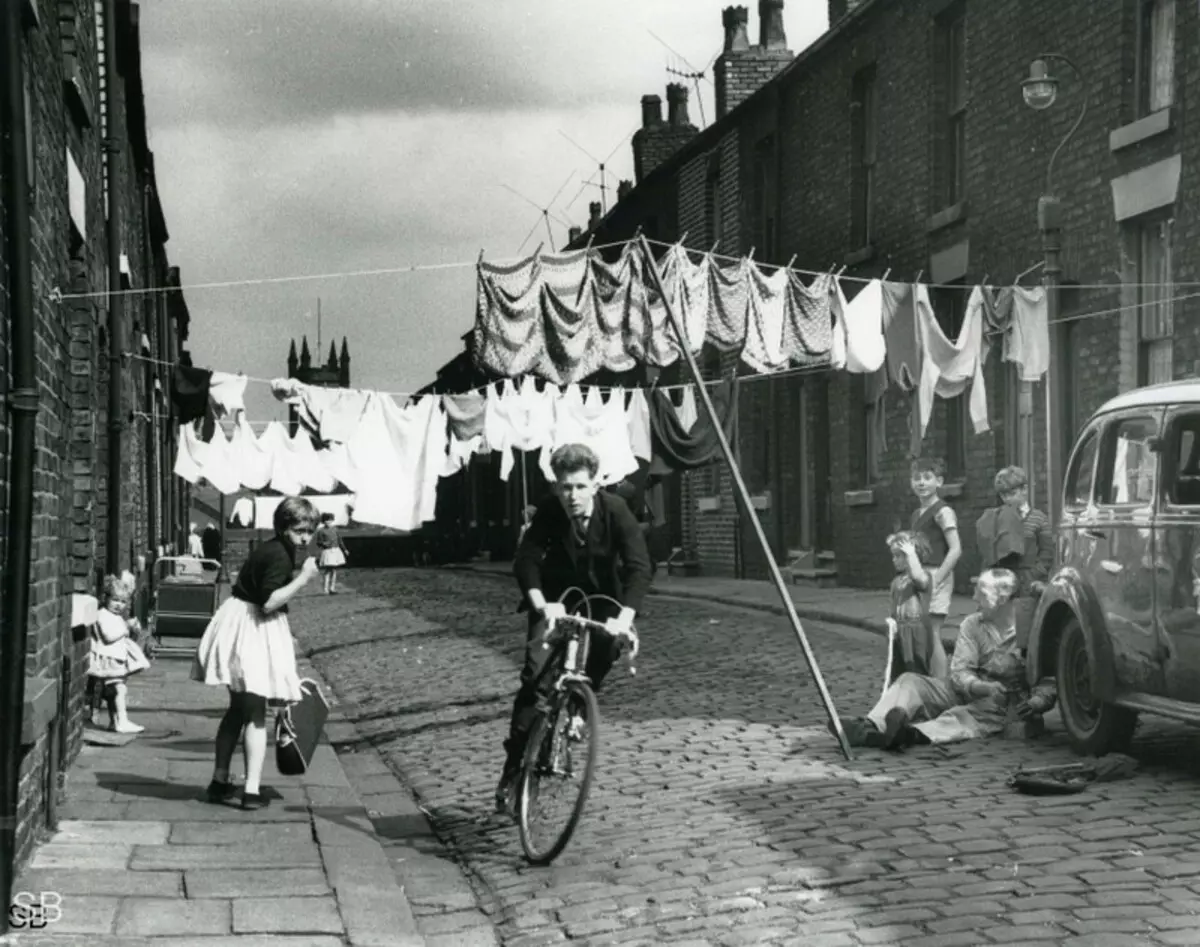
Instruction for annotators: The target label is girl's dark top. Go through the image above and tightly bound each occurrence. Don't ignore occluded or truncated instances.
[232,536,297,613]
[911,500,950,565]
[313,524,340,550]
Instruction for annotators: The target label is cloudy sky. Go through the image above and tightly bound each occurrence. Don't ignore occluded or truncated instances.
[139,0,827,420]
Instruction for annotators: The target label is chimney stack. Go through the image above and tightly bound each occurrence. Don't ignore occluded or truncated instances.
[667,83,692,126]
[759,0,787,49]
[722,6,751,52]
[617,180,633,201]
[588,202,603,230]
[568,225,583,245]
[827,0,868,25]
[715,0,793,119]
[640,94,663,128]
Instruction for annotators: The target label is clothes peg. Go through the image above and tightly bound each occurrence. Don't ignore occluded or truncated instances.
[981,273,990,289]
[881,268,892,281]
[632,224,643,239]
[785,254,798,270]
[532,242,544,259]
[913,269,924,284]
[678,230,689,246]
[836,264,848,277]
[477,249,485,265]
[710,241,721,255]
[747,247,756,263]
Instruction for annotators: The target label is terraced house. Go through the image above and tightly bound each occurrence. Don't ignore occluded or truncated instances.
[1,0,192,901]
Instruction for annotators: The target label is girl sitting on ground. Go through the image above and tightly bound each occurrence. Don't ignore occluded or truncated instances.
[88,575,151,733]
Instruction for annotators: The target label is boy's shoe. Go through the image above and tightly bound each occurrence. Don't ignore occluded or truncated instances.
[206,780,237,804]
[494,772,517,817]
[241,791,270,811]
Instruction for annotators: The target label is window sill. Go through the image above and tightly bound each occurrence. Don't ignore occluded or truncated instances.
[844,245,875,267]
[1109,108,1173,153]
[697,496,722,513]
[844,489,877,507]
[751,493,771,511]
[940,481,965,499]
[926,201,968,234]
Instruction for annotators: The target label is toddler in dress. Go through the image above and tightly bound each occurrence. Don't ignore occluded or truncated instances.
[88,575,151,733]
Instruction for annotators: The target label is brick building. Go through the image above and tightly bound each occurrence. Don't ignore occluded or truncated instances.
[1,0,190,890]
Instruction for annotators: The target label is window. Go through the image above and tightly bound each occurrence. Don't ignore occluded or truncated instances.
[1065,427,1099,508]
[1137,0,1175,116]
[850,65,878,248]
[751,135,777,260]
[1135,217,1173,386]
[930,282,970,478]
[863,387,882,485]
[1165,412,1200,506]
[1096,415,1159,506]
[936,6,967,207]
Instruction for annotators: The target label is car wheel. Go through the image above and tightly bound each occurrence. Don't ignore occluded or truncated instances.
[1055,616,1137,757]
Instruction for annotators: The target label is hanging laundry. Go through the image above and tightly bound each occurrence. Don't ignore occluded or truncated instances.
[342,394,445,532]
[440,433,487,478]
[257,421,305,495]
[648,378,739,472]
[839,279,886,373]
[444,391,487,443]
[289,427,339,493]
[659,244,711,357]
[880,281,925,391]
[171,365,213,424]
[228,416,273,491]
[309,494,356,527]
[781,272,836,364]
[231,496,254,528]
[539,385,640,485]
[706,256,750,352]
[484,377,557,482]
[271,379,372,445]
[197,423,241,496]
[1009,287,1051,382]
[254,496,283,531]
[741,264,791,374]
[208,372,247,418]
[677,385,699,432]
[173,423,209,484]
[626,387,652,462]
[916,285,991,440]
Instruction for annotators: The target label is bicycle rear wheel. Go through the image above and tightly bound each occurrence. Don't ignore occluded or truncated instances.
[517,679,600,865]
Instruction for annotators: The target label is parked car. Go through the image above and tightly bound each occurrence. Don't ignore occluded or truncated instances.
[1029,380,1200,755]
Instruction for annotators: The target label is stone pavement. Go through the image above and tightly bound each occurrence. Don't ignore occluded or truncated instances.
[452,560,975,641]
[2,637,435,947]
[290,567,1200,947]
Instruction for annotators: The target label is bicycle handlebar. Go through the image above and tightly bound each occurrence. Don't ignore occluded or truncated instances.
[542,613,640,670]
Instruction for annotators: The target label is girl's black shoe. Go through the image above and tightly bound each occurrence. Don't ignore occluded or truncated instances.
[206,779,237,804]
[241,791,270,811]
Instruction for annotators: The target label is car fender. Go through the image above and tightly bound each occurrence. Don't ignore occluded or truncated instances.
[1027,567,1117,699]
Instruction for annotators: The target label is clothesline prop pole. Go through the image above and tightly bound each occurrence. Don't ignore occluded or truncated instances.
[636,235,854,762]
[520,450,529,517]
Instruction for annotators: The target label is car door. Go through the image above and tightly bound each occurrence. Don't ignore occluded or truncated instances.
[1154,406,1200,702]
[1079,409,1166,696]
[1058,420,1102,574]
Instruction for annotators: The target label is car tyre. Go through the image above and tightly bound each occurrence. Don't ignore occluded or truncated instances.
[1055,616,1137,756]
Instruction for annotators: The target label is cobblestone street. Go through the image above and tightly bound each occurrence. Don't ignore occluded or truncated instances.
[292,569,1200,947]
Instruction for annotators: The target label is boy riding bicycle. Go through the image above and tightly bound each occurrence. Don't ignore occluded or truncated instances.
[497,442,653,814]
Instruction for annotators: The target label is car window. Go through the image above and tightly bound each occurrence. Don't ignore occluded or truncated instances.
[1165,411,1200,506]
[1096,415,1159,506]
[1064,428,1099,508]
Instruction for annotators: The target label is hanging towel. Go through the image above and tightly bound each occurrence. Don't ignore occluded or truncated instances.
[443,391,488,443]
[916,285,991,440]
[840,279,886,373]
[626,387,652,462]
[254,496,283,530]
[677,385,699,432]
[208,372,247,418]
[1009,287,1051,382]
[484,377,557,482]
[741,263,791,374]
[231,496,254,528]
[540,385,640,486]
[198,424,241,496]
[881,281,924,391]
[173,423,209,484]
[781,272,836,364]
[289,427,339,493]
[829,282,848,371]
[171,365,213,424]
[228,416,273,491]
[648,377,739,471]
[706,256,750,352]
[299,386,372,444]
[257,421,304,495]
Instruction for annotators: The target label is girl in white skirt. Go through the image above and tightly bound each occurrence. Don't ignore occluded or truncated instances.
[192,495,320,810]
[313,512,349,595]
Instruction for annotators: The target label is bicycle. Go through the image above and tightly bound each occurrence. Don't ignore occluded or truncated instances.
[516,593,639,865]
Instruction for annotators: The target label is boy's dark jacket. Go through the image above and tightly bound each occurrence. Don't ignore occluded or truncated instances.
[513,492,652,614]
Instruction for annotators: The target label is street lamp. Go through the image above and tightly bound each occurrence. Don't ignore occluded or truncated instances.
[1023,53,1089,528]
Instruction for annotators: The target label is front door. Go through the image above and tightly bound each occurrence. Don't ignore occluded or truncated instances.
[1152,407,1200,701]
[1078,410,1166,696]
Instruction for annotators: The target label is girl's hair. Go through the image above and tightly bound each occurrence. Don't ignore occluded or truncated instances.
[320,512,335,524]
[886,530,933,564]
[102,574,133,602]
[274,496,319,534]
[977,567,1018,607]
[994,466,1029,495]
[550,443,600,479]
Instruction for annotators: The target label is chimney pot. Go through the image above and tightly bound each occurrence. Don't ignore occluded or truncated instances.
[640,94,663,128]
[667,83,693,127]
[568,225,583,244]
[759,0,787,50]
[617,179,633,201]
[721,6,751,52]
[588,202,603,228]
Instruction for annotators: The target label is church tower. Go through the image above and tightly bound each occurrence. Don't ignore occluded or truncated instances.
[286,335,351,436]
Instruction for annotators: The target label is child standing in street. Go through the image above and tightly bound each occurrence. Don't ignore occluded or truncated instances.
[313,512,349,595]
[885,530,948,683]
[192,496,320,810]
[88,575,151,733]
[909,457,962,642]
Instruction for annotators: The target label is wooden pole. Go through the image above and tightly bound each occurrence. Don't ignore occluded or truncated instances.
[636,235,854,760]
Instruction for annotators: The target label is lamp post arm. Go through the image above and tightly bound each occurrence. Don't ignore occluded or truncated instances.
[1038,52,1089,197]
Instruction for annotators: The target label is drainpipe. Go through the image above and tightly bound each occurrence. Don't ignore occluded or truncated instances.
[1,0,40,928]
[104,0,124,574]
[142,185,158,566]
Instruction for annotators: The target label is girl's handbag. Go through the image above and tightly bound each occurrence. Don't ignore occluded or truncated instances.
[275,678,330,776]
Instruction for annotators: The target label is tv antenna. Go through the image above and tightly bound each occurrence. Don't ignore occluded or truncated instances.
[502,170,576,254]
[558,127,635,217]
[649,29,717,128]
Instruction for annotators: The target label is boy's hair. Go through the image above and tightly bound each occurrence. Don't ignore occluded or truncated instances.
[550,443,600,480]
[886,530,933,564]
[320,512,335,524]
[102,574,133,602]
[994,466,1029,495]
[274,496,319,534]
[910,456,946,479]
[977,567,1018,607]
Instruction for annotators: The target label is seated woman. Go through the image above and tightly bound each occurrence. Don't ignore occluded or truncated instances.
[837,568,1057,750]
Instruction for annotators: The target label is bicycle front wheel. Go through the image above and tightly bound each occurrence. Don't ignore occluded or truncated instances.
[517,679,600,865]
